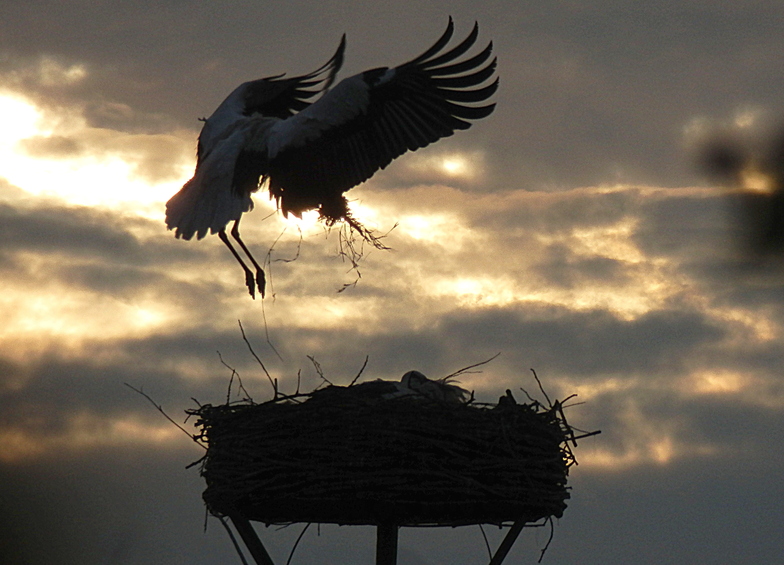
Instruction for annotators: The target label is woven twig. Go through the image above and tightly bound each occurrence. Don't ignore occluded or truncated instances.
[188,381,577,527]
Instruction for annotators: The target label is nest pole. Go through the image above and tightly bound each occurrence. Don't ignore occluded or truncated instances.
[488,519,525,565]
[228,513,276,565]
[375,523,398,565]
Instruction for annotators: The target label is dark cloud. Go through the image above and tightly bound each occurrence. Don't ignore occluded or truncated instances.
[6,2,784,189]
[81,101,184,135]
[435,305,726,377]
[0,200,248,300]
[685,395,784,449]
[55,260,168,295]
[534,242,630,288]
[466,188,639,237]
[176,298,731,392]
[0,202,147,262]
[0,352,189,430]
[634,192,729,258]
[17,134,83,158]
[496,3,784,188]
[0,356,26,390]
[632,189,784,320]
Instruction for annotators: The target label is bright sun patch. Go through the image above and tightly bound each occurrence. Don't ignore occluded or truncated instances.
[431,276,519,307]
[0,93,41,144]
[0,90,193,217]
[691,370,746,395]
[399,149,484,183]
[398,211,477,248]
[0,280,178,354]
[441,156,467,176]
[739,166,774,194]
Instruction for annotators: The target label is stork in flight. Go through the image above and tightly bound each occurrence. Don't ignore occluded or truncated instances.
[166,18,498,298]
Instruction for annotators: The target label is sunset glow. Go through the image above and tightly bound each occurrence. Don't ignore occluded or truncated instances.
[4,7,784,563]
[0,93,41,143]
[442,156,467,176]
[0,90,192,214]
[0,414,188,464]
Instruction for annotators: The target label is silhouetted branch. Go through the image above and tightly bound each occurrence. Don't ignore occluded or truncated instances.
[537,517,555,563]
[286,523,311,565]
[218,516,250,565]
[217,351,253,404]
[308,355,332,387]
[443,352,501,381]
[478,524,492,560]
[124,383,206,449]
[238,320,277,397]
[260,302,284,362]
[270,225,302,264]
[349,356,370,386]
[530,368,552,408]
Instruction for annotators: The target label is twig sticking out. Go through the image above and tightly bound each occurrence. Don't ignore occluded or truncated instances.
[123,383,206,450]
[333,216,396,293]
[307,355,332,387]
[530,368,552,408]
[478,524,492,560]
[444,352,502,381]
[218,516,250,565]
[349,356,370,386]
[217,352,253,404]
[238,320,277,398]
[286,523,311,565]
[537,517,555,563]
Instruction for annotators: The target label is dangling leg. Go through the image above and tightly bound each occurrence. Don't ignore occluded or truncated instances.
[219,229,257,299]
[230,219,266,298]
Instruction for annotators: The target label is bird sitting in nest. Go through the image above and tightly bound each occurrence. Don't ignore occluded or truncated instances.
[382,370,470,405]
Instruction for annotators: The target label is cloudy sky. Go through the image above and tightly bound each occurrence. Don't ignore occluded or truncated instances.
[2,1,784,564]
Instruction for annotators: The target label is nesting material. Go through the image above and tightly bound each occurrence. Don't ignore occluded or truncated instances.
[189,377,577,527]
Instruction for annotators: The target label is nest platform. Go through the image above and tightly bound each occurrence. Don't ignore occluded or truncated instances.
[189,379,576,528]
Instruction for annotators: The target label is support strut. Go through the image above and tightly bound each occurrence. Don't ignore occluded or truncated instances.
[224,515,526,565]
[488,520,525,565]
[376,523,399,565]
[228,513,276,565]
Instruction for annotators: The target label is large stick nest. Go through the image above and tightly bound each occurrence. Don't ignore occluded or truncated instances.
[188,378,582,527]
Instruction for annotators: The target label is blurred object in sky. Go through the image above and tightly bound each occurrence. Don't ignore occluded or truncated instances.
[698,135,747,184]
[696,122,784,258]
[736,189,784,255]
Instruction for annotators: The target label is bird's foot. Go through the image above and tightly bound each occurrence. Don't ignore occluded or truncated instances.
[256,268,266,299]
[244,270,256,299]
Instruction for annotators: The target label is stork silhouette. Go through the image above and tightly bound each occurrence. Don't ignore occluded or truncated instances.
[166,18,498,298]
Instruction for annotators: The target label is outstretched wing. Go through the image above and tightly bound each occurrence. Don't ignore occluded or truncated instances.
[196,36,346,165]
[242,17,498,218]
[242,35,347,120]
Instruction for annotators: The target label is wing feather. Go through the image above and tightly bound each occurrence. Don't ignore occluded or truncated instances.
[243,35,346,119]
[427,42,494,76]
[263,19,498,219]
[436,81,498,103]
[406,17,456,65]
[415,22,479,69]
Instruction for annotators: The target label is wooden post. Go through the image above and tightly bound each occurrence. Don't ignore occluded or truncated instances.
[376,523,398,565]
[228,513,276,565]
[488,520,525,565]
